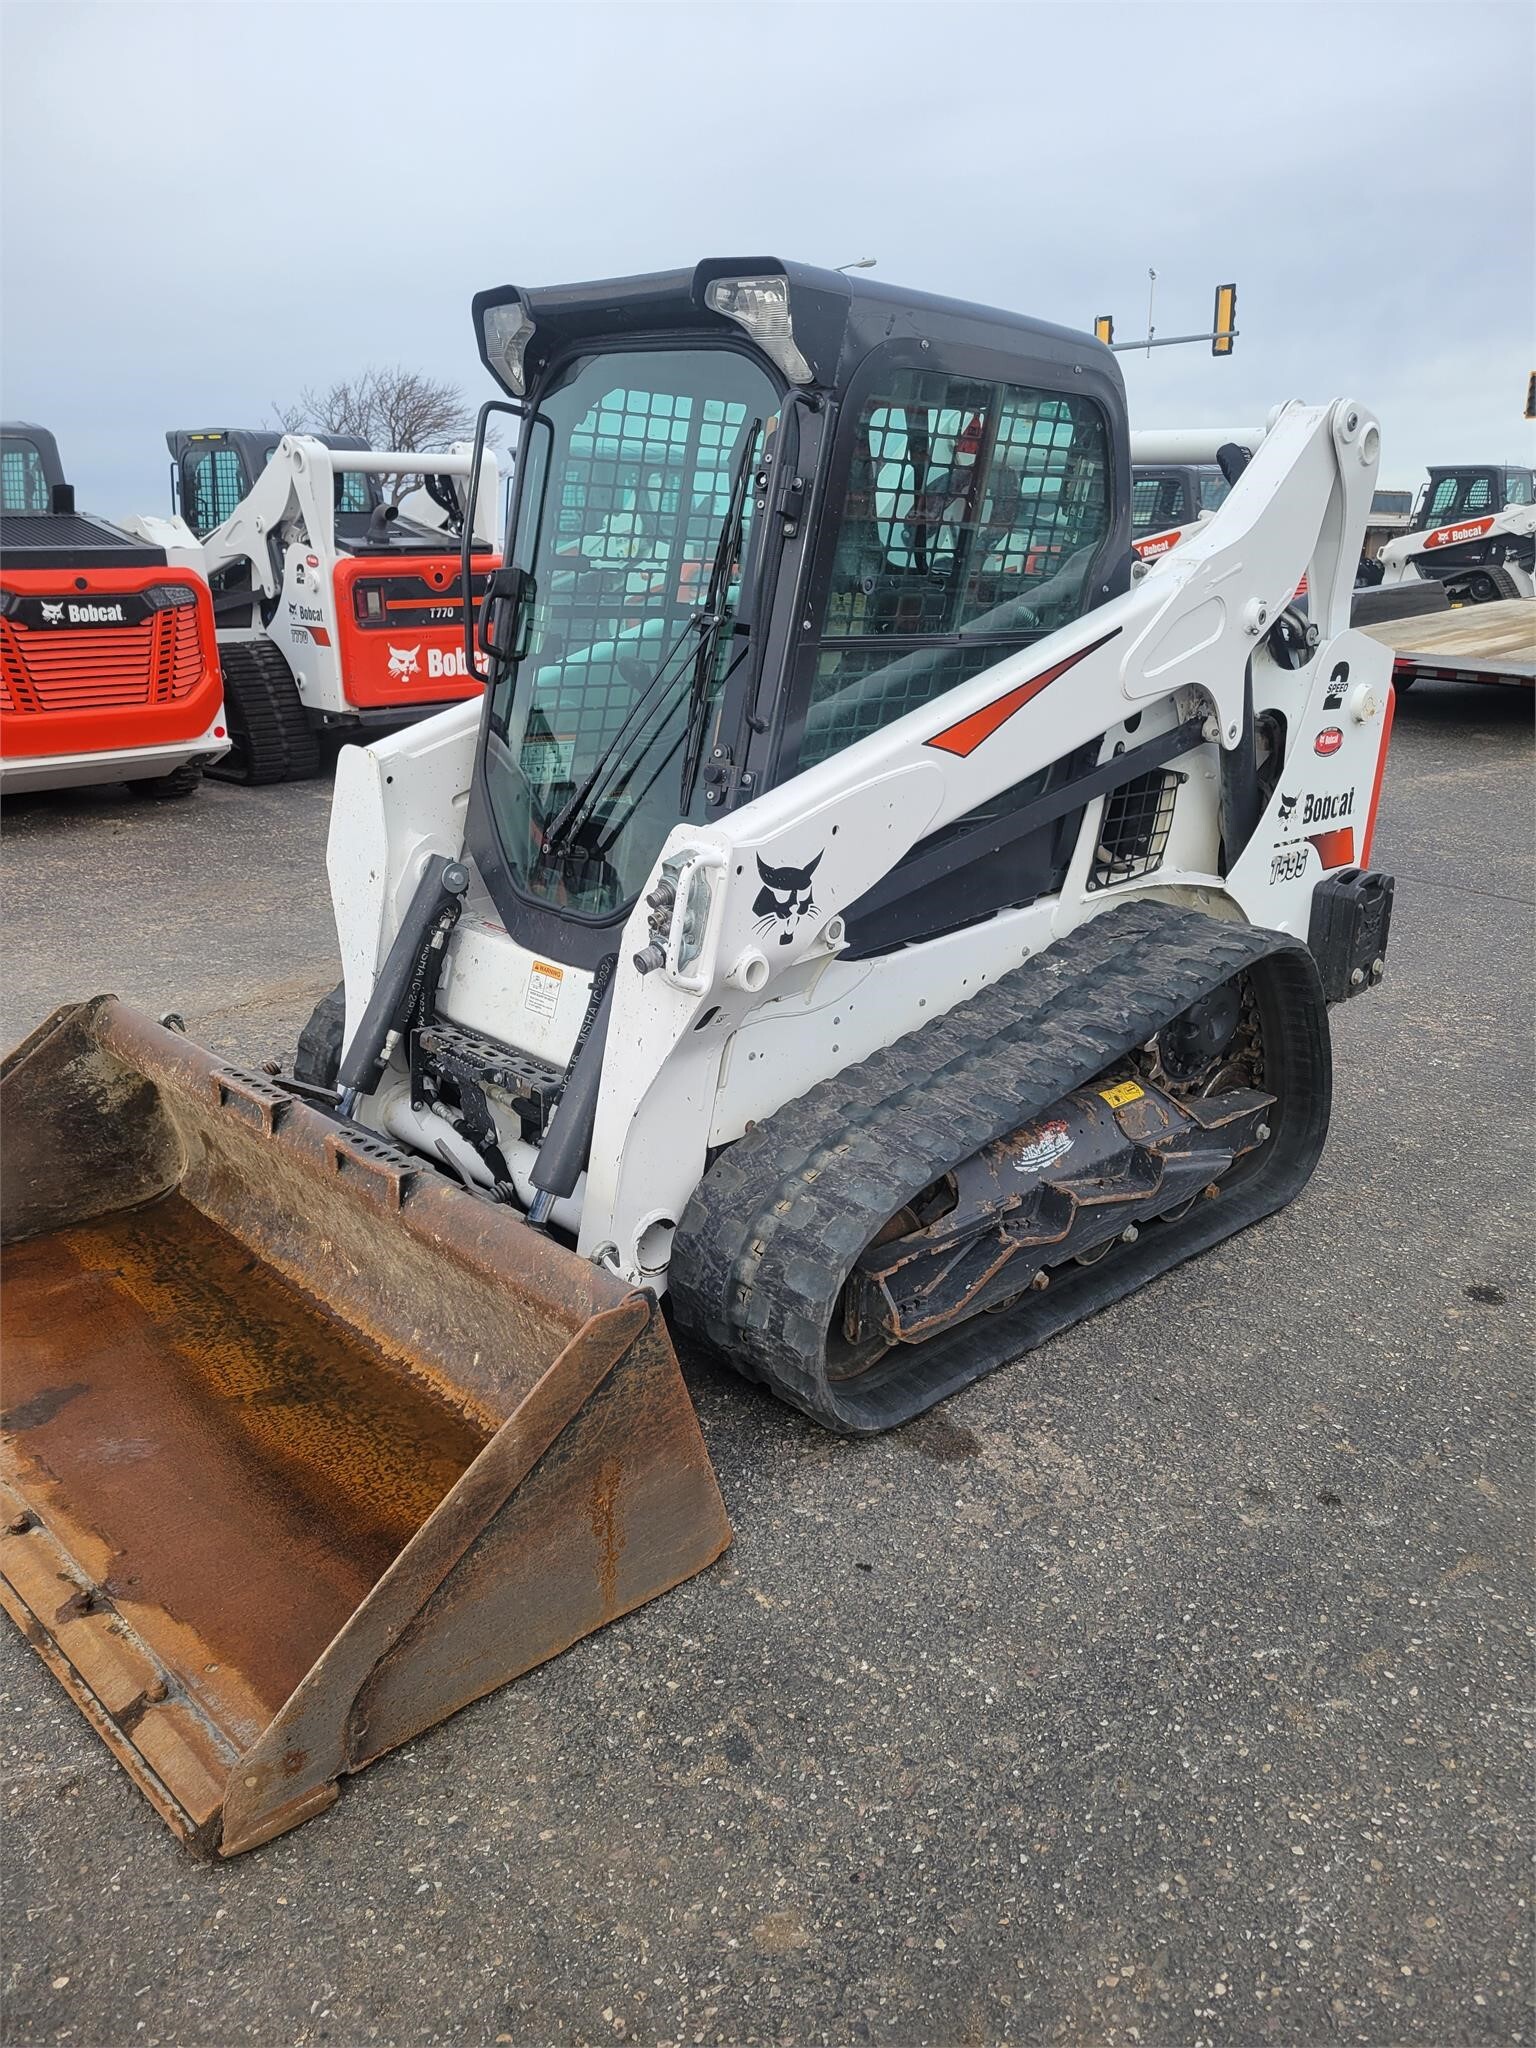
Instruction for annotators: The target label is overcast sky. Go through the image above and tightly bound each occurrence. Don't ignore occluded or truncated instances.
[4,1,1531,516]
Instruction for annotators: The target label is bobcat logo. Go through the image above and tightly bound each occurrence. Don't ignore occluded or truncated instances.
[41,601,64,624]
[1277,792,1298,822]
[754,850,823,946]
[387,644,421,679]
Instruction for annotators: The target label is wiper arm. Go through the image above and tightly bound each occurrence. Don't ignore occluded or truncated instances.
[678,416,763,809]
[540,613,706,856]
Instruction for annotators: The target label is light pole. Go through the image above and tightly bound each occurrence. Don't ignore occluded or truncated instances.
[836,258,877,273]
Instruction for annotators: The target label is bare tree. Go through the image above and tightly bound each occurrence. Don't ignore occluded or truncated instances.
[270,367,477,503]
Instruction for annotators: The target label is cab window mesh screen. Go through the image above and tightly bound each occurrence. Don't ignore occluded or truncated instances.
[186,447,247,535]
[803,371,1109,767]
[337,472,373,513]
[1132,475,1182,535]
[801,644,1006,767]
[2,441,50,513]
[527,385,757,776]
[1465,476,1493,512]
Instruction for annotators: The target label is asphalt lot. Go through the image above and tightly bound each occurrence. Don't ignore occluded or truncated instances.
[1,682,1531,2048]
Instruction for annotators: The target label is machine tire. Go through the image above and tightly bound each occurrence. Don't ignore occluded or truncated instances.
[212,641,322,785]
[294,980,347,1089]
[127,759,204,800]
[670,899,1331,1434]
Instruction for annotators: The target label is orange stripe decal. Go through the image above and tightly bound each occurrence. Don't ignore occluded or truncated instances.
[1360,681,1397,867]
[926,629,1121,759]
[1307,825,1356,870]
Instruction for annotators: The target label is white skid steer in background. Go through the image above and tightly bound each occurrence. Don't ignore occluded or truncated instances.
[126,435,501,781]
[1374,462,1536,606]
[3,259,1396,1855]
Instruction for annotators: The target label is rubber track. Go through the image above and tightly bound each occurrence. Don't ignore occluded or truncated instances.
[211,641,321,784]
[1471,563,1525,604]
[670,899,1331,1434]
[294,980,346,1088]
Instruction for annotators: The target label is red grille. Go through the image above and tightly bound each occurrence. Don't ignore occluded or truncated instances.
[1,604,206,716]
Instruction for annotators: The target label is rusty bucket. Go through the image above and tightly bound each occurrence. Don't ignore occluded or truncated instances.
[0,998,730,1856]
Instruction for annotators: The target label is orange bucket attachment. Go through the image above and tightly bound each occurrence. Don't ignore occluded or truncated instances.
[1,999,730,1856]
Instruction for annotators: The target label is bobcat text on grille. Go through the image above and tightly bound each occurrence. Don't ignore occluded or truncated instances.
[43,600,126,625]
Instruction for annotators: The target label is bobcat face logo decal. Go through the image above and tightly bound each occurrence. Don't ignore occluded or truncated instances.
[387,644,421,679]
[753,850,823,946]
[41,601,64,624]
[1277,792,1298,823]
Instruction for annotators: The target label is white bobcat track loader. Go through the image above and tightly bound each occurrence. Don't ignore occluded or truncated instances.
[1375,462,1536,605]
[128,434,502,782]
[1127,436,1250,561]
[2,259,1396,1855]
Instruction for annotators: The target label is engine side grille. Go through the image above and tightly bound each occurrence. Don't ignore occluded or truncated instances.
[1089,768,1182,890]
[1,604,206,715]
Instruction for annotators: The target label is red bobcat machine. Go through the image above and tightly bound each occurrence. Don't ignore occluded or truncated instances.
[1,422,226,797]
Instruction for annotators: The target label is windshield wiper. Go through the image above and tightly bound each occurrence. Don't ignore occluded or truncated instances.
[540,611,705,856]
[541,415,763,857]
[678,417,762,808]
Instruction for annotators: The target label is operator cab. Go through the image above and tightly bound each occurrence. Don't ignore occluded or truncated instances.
[2,422,67,514]
[466,258,1131,968]
[1131,462,1230,540]
[1412,464,1534,531]
[1,420,167,568]
[167,428,378,538]
[167,428,459,554]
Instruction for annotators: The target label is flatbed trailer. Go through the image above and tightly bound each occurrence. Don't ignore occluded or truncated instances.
[1360,597,1535,688]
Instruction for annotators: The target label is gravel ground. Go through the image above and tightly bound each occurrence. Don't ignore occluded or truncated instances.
[1,681,1531,2048]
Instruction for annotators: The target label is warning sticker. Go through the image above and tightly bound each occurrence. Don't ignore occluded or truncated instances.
[525,959,564,1020]
[521,736,576,785]
[1099,1079,1145,1109]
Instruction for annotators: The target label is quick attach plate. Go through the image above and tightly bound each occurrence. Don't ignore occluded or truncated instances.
[410,1020,563,1144]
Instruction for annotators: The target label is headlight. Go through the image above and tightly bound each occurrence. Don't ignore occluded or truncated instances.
[480,299,537,395]
[705,274,812,384]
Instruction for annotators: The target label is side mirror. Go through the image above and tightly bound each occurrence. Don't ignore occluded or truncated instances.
[461,394,542,684]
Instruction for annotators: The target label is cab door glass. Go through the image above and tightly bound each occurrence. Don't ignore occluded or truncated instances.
[1197,471,1231,514]
[1131,474,1184,536]
[802,371,1110,766]
[184,446,247,536]
[1,436,51,512]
